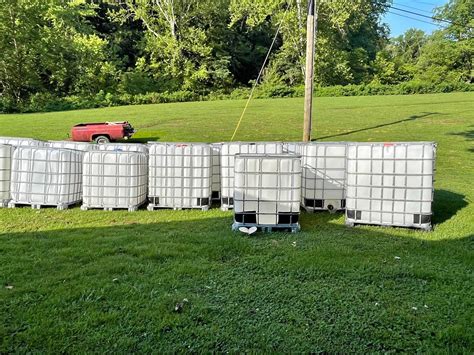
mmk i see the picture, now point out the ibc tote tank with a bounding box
[345,142,436,230]
[0,144,12,207]
[147,143,212,210]
[283,142,306,155]
[211,143,223,201]
[81,150,148,211]
[220,142,284,210]
[47,140,96,152]
[232,154,302,233]
[301,142,347,212]
[9,146,83,209]
[95,143,148,154]
[0,137,46,147]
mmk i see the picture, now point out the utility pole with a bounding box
[303,0,316,142]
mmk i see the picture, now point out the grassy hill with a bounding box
[0,93,473,352]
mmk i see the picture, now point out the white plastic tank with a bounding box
[211,143,222,200]
[220,142,283,210]
[0,144,12,207]
[96,143,148,154]
[345,142,436,230]
[283,142,306,155]
[9,147,83,209]
[301,142,347,212]
[233,154,302,232]
[47,140,96,152]
[148,143,212,210]
[0,137,46,147]
[81,151,148,211]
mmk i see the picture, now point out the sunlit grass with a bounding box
[0,92,473,352]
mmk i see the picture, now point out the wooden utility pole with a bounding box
[303,0,316,142]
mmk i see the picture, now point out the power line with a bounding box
[385,4,473,29]
[390,6,453,25]
[230,4,292,141]
[393,2,435,15]
[410,1,439,6]
[388,10,446,28]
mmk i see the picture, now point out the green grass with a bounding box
[1,93,473,352]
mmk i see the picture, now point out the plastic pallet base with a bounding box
[302,206,345,213]
[232,222,301,233]
[7,201,79,211]
[220,197,233,211]
[345,220,432,232]
[147,204,209,211]
[81,204,143,212]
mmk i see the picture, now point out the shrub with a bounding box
[257,84,295,98]
[0,96,17,113]
[2,81,472,114]
[229,88,251,100]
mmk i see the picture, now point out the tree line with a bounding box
[0,0,472,113]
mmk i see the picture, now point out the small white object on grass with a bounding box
[239,227,257,235]
[394,256,401,260]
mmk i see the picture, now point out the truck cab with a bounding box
[71,122,135,144]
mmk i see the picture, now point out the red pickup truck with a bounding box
[71,121,135,144]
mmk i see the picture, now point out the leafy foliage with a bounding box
[374,0,473,85]
[0,0,472,112]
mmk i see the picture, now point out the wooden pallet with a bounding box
[232,222,301,233]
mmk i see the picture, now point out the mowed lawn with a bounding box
[0,93,473,352]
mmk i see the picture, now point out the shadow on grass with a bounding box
[449,125,473,153]
[433,189,469,224]
[314,112,439,140]
[0,212,472,353]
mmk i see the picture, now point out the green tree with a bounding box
[0,0,117,108]
[229,0,391,86]
[431,0,473,83]
[109,0,233,93]
[0,0,44,104]
[373,29,427,84]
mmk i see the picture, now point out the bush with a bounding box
[0,96,19,113]
[257,84,295,98]
[2,81,472,114]
[229,88,251,100]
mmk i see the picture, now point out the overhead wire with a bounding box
[392,2,436,15]
[231,1,469,141]
[410,1,439,6]
[389,5,455,26]
[230,4,292,141]
[387,4,473,29]
[388,11,446,28]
